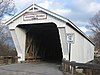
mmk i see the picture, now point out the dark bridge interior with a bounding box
[17,23,63,63]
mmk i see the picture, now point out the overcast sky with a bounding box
[13,0,100,35]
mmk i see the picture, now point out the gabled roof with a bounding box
[5,4,94,45]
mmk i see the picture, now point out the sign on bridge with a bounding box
[23,12,47,21]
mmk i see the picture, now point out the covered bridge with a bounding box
[5,4,94,63]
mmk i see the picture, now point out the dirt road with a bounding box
[0,62,64,75]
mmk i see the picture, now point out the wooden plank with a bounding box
[34,40,41,59]
[25,38,32,53]
[62,60,100,70]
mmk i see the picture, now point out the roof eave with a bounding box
[5,4,33,25]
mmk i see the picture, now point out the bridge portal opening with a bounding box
[17,23,63,63]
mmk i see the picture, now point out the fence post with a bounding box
[62,59,70,72]
[4,57,8,64]
[71,61,76,74]
[61,59,65,71]
[0,56,4,64]
[15,56,18,63]
[89,69,93,75]
[85,69,93,75]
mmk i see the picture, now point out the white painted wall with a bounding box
[65,24,94,63]
[10,30,23,62]
[58,27,68,60]
[15,27,26,61]
[84,38,94,62]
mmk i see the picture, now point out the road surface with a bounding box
[0,62,64,75]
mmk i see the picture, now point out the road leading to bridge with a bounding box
[0,62,64,75]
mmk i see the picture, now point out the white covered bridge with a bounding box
[5,4,94,63]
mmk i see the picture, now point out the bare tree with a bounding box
[0,0,16,20]
[0,0,17,56]
[89,11,100,52]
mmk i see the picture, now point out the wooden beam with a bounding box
[25,38,32,53]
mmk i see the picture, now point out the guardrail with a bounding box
[0,56,19,65]
[61,59,100,75]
